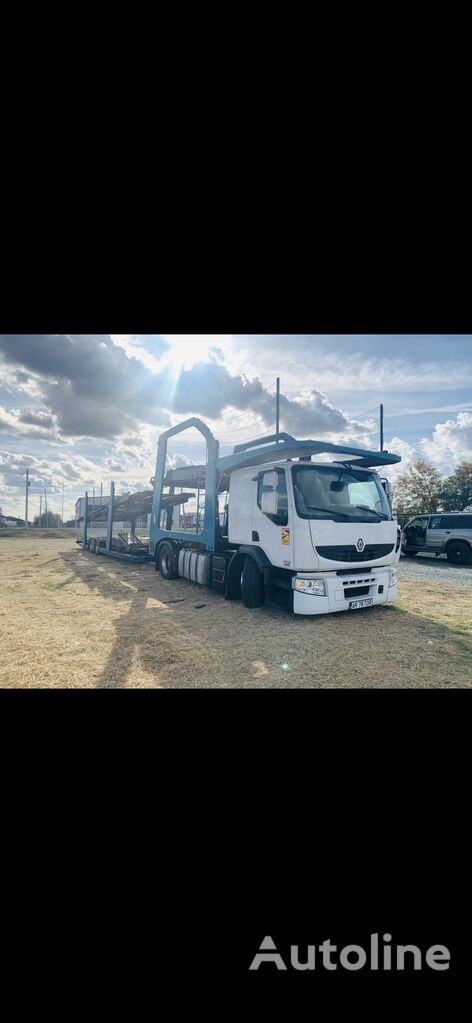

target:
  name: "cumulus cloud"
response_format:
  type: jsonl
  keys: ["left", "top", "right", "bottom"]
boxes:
{"left": 0, "top": 405, "right": 61, "bottom": 441}
{"left": 0, "top": 334, "right": 367, "bottom": 443}
{"left": 18, "top": 409, "right": 55, "bottom": 429}
{"left": 0, "top": 334, "right": 171, "bottom": 439}
{"left": 420, "top": 412, "right": 472, "bottom": 471}
{"left": 380, "top": 414, "right": 472, "bottom": 484}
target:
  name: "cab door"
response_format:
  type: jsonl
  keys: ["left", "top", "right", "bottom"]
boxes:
{"left": 252, "top": 467, "right": 292, "bottom": 568}
{"left": 404, "top": 515, "right": 429, "bottom": 549}
{"left": 426, "top": 515, "right": 453, "bottom": 550}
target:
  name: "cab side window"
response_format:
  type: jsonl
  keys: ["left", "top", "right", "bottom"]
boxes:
{"left": 257, "top": 468, "right": 288, "bottom": 526}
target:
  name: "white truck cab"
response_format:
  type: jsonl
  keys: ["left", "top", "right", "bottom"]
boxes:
{"left": 228, "top": 458, "right": 400, "bottom": 614}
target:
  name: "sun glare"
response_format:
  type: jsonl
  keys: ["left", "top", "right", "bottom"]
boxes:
{"left": 161, "top": 335, "right": 230, "bottom": 372}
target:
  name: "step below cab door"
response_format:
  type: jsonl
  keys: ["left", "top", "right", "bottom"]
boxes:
{"left": 426, "top": 514, "right": 454, "bottom": 550}
{"left": 252, "top": 467, "right": 292, "bottom": 569}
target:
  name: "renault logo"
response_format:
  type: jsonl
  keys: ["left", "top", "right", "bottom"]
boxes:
{"left": 357, "top": 538, "right": 365, "bottom": 552}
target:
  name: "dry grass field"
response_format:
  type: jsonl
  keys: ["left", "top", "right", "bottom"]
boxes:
{"left": 1, "top": 531, "right": 471, "bottom": 688}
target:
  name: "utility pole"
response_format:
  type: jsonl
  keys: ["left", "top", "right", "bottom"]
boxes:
{"left": 276, "top": 377, "right": 280, "bottom": 443}
{"left": 25, "top": 469, "right": 30, "bottom": 529}
{"left": 62, "top": 481, "right": 65, "bottom": 527}
{"left": 45, "top": 487, "right": 48, "bottom": 525}
{"left": 39, "top": 494, "right": 42, "bottom": 527}
{"left": 380, "top": 404, "right": 384, "bottom": 452}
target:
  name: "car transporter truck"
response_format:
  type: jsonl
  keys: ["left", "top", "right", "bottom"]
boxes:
{"left": 82, "top": 417, "right": 402, "bottom": 615}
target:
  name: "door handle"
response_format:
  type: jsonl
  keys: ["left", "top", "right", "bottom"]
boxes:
{"left": 445, "top": 531, "right": 451, "bottom": 534}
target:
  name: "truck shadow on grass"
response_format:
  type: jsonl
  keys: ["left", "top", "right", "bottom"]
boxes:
{"left": 57, "top": 549, "right": 472, "bottom": 689}
{"left": 58, "top": 549, "right": 221, "bottom": 689}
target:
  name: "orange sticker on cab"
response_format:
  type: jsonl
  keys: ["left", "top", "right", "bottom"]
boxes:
{"left": 282, "top": 528, "right": 291, "bottom": 545}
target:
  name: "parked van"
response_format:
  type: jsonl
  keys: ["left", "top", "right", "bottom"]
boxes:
{"left": 401, "top": 513, "right": 472, "bottom": 564}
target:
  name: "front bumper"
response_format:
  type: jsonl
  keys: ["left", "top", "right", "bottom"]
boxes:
{"left": 292, "top": 567, "right": 397, "bottom": 616}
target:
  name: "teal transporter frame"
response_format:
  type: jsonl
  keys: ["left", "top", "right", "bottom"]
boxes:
{"left": 149, "top": 418, "right": 401, "bottom": 558}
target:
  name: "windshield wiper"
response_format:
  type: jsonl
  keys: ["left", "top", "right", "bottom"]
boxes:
{"left": 350, "top": 505, "right": 389, "bottom": 521}
{"left": 303, "top": 506, "right": 351, "bottom": 521}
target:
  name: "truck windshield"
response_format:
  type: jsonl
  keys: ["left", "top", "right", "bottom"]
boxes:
{"left": 291, "top": 465, "right": 391, "bottom": 522}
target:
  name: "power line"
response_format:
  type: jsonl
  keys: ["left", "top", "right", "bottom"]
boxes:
{"left": 352, "top": 405, "right": 380, "bottom": 420}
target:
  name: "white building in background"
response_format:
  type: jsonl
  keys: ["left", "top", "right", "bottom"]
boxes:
{"left": 75, "top": 497, "right": 110, "bottom": 527}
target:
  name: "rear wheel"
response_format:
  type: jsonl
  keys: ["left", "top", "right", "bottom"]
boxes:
{"left": 402, "top": 549, "right": 418, "bottom": 557}
{"left": 241, "top": 557, "right": 265, "bottom": 608}
{"left": 446, "top": 540, "right": 471, "bottom": 565}
{"left": 157, "top": 541, "right": 179, "bottom": 579}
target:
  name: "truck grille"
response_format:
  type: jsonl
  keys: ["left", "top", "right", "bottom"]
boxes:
{"left": 316, "top": 544, "right": 395, "bottom": 562}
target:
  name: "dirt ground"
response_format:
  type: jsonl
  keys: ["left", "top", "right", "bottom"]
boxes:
{"left": 1, "top": 532, "right": 471, "bottom": 688}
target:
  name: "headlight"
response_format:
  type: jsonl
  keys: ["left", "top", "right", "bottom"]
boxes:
{"left": 389, "top": 568, "right": 397, "bottom": 587}
{"left": 293, "top": 578, "right": 326, "bottom": 596}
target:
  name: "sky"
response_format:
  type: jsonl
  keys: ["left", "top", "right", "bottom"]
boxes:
{"left": 0, "top": 334, "right": 471, "bottom": 520}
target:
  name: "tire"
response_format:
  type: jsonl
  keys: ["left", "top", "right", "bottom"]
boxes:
{"left": 157, "top": 541, "right": 179, "bottom": 579}
{"left": 241, "top": 556, "right": 265, "bottom": 609}
{"left": 402, "top": 549, "right": 418, "bottom": 557}
{"left": 446, "top": 540, "right": 471, "bottom": 565}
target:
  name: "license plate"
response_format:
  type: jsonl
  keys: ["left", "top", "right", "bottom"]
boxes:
{"left": 349, "top": 598, "right": 374, "bottom": 609}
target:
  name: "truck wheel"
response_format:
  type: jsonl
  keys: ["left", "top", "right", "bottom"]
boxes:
{"left": 241, "top": 557, "right": 265, "bottom": 609}
{"left": 446, "top": 540, "right": 471, "bottom": 565}
{"left": 157, "top": 541, "right": 179, "bottom": 579}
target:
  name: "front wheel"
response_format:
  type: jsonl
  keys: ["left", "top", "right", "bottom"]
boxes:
{"left": 241, "top": 557, "right": 265, "bottom": 609}
{"left": 446, "top": 540, "right": 471, "bottom": 565}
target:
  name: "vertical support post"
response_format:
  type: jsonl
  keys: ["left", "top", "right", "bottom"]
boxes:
{"left": 83, "top": 491, "right": 88, "bottom": 547}
{"left": 39, "top": 493, "right": 42, "bottom": 528}
{"left": 204, "top": 434, "right": 219, "bottom": 552}
{"left": 25, "top": 469, "right": 29, "bottom": 528}
{"left": 107, "top": 481, "right": 115, "bottom": 552}
{"left": 380, "top": 403, "right": 384, "bottom": 452}
{"left": 166, "top": 486, "right": 175, "bottom": 531}
{"left": 196, "top": 484, "right": 200, "bottom": 535}
{"left": 276, "top": 377, "right": 280, "bottom": 444}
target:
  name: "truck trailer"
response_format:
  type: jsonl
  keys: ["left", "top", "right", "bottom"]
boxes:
{"left": 146, "top": 417, "right": 402, "bottom": 615}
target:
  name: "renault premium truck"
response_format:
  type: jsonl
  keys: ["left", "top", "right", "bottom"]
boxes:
{"left": 149, "top": 418, "right": 402, "bottom": 615}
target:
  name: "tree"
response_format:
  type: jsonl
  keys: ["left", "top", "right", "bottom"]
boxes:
{"left": 393, "top": 459, "right": 443, "bottom": 516}
{"left": 439, "top": 461, "right": 472, "bottom": 511}
{"left": 34, "top": 511, "right": 62, "bottom": 528}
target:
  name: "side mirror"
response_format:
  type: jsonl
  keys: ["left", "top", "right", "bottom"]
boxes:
{"left": 381, "top": 478, "right": 393, "bottom": 498}
{"left": 261, "top": 490, "right": 278, "bottom": 516}
{"left": 262, "top": 471, "right": 278, "bottom": 489}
